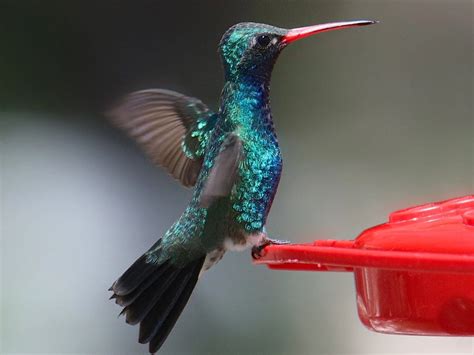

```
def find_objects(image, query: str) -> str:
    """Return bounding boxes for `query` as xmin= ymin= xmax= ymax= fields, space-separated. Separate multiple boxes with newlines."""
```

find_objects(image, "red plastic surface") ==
xmin=254 ymin=195 xmax=474 ymax=335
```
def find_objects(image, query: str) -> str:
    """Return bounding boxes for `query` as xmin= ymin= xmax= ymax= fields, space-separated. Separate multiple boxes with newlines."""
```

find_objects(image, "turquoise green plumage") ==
xmin=108 ymin=19 xmax=376 ymax=353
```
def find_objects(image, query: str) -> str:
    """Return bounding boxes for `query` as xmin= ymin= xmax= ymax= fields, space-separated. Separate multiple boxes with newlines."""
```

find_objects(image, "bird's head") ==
xmin=219 ymin=20 xmax=377 ymax=83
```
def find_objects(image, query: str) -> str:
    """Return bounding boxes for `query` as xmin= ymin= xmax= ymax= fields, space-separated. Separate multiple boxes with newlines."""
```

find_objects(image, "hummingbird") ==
xmin=108 ymin=19 xmax=376 ymax=353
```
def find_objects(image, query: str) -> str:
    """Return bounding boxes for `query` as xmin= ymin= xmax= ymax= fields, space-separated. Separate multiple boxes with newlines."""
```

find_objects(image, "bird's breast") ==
xmin=231 ymin=134 xmax=282 ymax=232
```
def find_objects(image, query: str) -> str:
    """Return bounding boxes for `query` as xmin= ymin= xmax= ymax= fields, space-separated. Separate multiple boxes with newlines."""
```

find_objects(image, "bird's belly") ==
xmin=201 ymin=247 xmax=226 ymax=275
xmin=223 ymin=231 xmax=266 ymax=251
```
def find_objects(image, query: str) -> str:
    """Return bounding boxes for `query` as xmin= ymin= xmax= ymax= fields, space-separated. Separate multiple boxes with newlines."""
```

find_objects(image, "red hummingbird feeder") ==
xmin=254 ymin=195 xmax=474 ymax=336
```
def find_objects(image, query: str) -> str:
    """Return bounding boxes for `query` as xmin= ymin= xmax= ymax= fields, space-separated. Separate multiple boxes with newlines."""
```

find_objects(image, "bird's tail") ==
xmin=109 ymin=239 xmax=205 ymax=353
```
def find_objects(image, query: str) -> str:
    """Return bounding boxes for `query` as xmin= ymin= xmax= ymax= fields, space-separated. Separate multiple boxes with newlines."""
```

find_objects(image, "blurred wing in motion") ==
xmin=108 ymin=89 xmax=218 ymax=187
xmin=199 ymin=134 xmax=243 ymax=208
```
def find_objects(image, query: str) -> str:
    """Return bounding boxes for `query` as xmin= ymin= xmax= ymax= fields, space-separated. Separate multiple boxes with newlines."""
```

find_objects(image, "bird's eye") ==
xmin=256 ymin=35 xmax=271 ymax=48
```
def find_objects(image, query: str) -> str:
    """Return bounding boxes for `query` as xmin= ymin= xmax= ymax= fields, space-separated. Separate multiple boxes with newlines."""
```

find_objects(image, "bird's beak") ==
xmin=282 ymin=20 xmax=378 ymax=44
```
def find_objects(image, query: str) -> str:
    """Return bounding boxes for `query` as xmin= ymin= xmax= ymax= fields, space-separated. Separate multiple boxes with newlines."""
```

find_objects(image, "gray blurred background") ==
xmin=1 ymin=0 xmax=472 ymax=354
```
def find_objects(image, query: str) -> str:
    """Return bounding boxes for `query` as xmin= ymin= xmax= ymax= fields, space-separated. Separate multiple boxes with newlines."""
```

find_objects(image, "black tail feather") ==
xmin=124 ymin=266 xmax=180 ymax=325
xmin=114 ymin=262 xmax=171 ymax=308
xmin=138 ymin=265 xmax=195 ymax=343
xmin=111 ymin=240 xmax=161 ymax=296
xmin=148 ymin=260 xmax=203 ymax=353
xmin=110 ymin=241 xmax=205 ymax=354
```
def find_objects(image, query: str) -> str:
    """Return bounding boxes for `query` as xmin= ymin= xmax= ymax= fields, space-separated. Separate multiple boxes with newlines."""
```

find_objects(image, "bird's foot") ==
xmin=251 ymin=237 xmax=291 ymax=259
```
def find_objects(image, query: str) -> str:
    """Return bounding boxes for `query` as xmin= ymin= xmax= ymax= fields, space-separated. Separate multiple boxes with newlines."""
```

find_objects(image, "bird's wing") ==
xmin=108 ymin=89 xmax=218 ymax=187
xmin=199 ymin=134 xmax=243 ymax=208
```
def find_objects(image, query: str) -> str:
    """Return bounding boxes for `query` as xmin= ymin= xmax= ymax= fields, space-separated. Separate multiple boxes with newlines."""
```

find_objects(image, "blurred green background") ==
xmin=1 ymin=0 xmax=472 ymax=354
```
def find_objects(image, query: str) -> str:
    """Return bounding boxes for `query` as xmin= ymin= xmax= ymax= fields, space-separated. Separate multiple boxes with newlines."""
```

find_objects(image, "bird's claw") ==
xmin=266 ymin=238 xmax=291 ymax=245
xmin=251 ymin=244 xmax=266 ymax=259
xmin=251 ymin=238 xmax=291 ymax=259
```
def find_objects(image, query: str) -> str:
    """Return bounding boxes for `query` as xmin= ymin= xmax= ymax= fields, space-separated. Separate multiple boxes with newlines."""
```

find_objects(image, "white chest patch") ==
xmin=224 ymin=232 xmax=266 ymax=252
xmin=200 ymin=232 xmax=267 ymax=277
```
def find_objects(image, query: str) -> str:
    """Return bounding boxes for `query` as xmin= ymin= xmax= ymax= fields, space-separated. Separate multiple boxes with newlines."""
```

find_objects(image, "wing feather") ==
xmin=108 ymin=89 xmax=217 ymax=187
xmin=199 ymin=134 xmax=243 ymax=208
